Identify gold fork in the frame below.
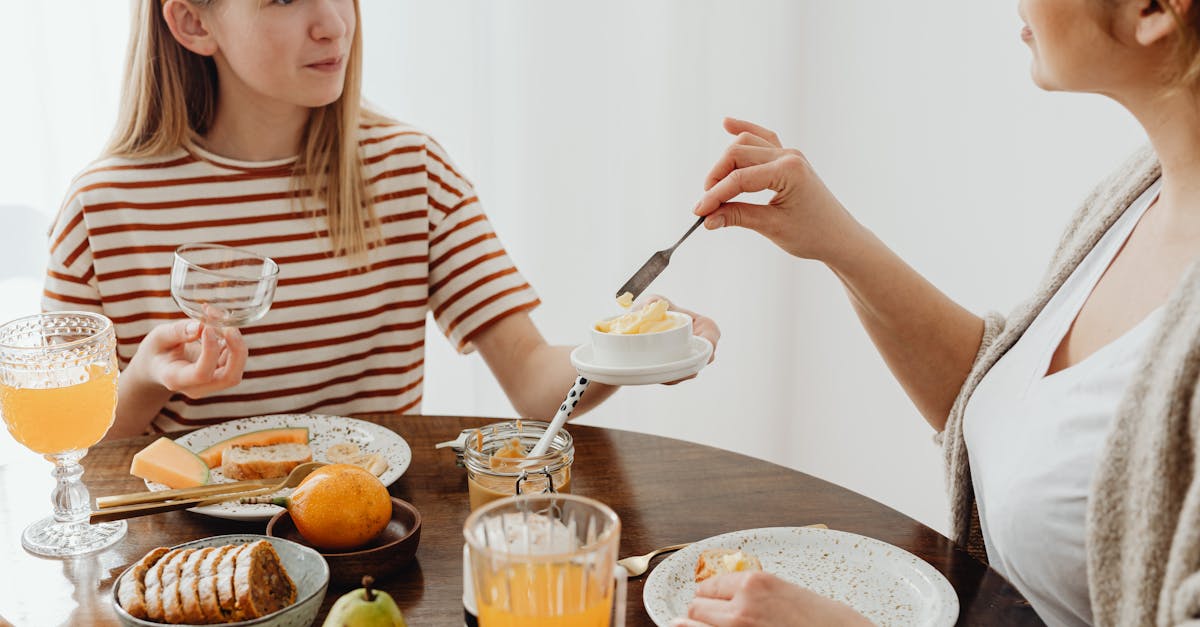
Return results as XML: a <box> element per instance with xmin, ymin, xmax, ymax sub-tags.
<box><xmin>618</xmin><ymin>523</ymin><xmax>829</xmax><ymax>578</ymax></box>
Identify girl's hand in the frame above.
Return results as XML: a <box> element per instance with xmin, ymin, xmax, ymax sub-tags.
<box><xmin>132</xmin><ymin>320</ymin><xmax>248</xmax><ymax>398</ymax></box>
<box><xmin>695</xmin><ymin>118</ymin><xmax>863</xmax><ymax>264</ymax></box>
<box><xmin>637</xmin><ymin>295</ymin><xmax>720</xmax><ymax>384</ymax></box>
<box><xmin>672</xmin><ymin>571</ymin><xmax>874</xmax><ymax>627</ymax></box>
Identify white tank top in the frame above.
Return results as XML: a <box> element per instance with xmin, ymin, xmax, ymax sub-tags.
<box><xmin>963</xmin><ymin>179</ymin><xmax>1163</xmax><ymax>627</ymax></box>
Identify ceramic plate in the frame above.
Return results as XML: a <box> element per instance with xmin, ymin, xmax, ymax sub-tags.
<box><xmin>643</xmin><ymin>527</ymin><xmax>958</xmax><ymax>627</ymax></box>
<box><xmin>112</xmin><ymin>534</ymin><xmax>329</xmax><ymax>627</ymax></box>
<box><xmin>570</xmin><ymin>336</ymin><xmax>712</xmax><ymax>385</ymax></box>
<box><xmin>146</xmin><ymin>414</ymin><xmax>411</xmax><ymax>521</ymax></box>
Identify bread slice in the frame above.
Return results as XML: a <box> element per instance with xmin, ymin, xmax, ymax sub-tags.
<box><xmin>221</xmin><ymin>443</ymin><xmax>313</xmax><ymax>481</ymax></box>
<box><xmin>325</xmin><ymin>442</ymin><xmax>388</xmax><ymax>476</ymax></box>
<box><xmin>178</xmin><ymin>547</ymin><xmax>211</xmax><ymax>624</ymax></box>
<box><xmin>144</xmin><ymin>547</ymin><xmax>187</xmax><ymax>622</ymax></box>
<box><xmin>117</xmin><ymin>547</ymin><xmax>170</xmax><ymax>619</ymax></box>
<box><xmin>694</xmin><ymin>548</ymin><xmax>763</xmax><ymax>583</ymax></box>
<box><xmin>159</xmin><ymin>547</ymin><xmax>196</xmax><ymax>624</ymax></box>
<box><xmin>198</xmin><ymin>545</ymin><xmax>234</xmax><ymax>624</ymax></box>
<box><xmin>232</xmin><ymin>540</ymin><xmax>297</xmax><ymax>621</ymax></box>
<box><xmin>216</xmin><ymin>544</ymin><xmax>248</xmax><ymax>621</ymax></box>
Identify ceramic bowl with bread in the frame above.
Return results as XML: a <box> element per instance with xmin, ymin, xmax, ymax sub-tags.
<box><xmin>112</xmin><ymin>534</ymin><xmax>328</xmax><ymax>627</ymax></box>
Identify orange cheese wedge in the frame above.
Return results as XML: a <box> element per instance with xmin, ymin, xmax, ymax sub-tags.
<box><xmin>131</xmin><ymin>437</ymin><xmax>211</xmax><ymax>488</ymax></box>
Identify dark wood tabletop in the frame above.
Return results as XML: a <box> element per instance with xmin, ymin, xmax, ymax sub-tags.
<box><xmin>0</xmin><ymin>414</ymin><xmax>1041</xmax><ymax>626</ymax></box>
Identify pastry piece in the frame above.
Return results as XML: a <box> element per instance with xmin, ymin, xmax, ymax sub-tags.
<box><xmin>197</xmin><ymin>545</ymin><xmax>234</xmax><ymax>624</ymax></box>
<box><xmin>325</xmin><ymin>441</ymin><xmax>389</xmax><ymax>476</ymax></box>
<box><xmin>144</xmin><ymin>547</ymin><xmax>187</xmax><ymax>622</ymax></box>
<box><xmin>216</xmin><ymin>544</ymin><xmax>249</xmax><ymax>621</ymax></box>
<box><xmin>117</xmin><ymin>547</ymin><xmax>170</xmax><ymax>620</ymax></box>
<box><xmin>694</xmin><ymin>548</ymin><xmax>763</xmax><ymax>583</ymax></box>
<box><xmin>232</xmin><ymin>540</ymin><xmax>297</xmax><ymax>621</ymax></box>
<box><xmin>221</xmin><ymin>443</ymin><xmax>313</xmax><ymax>480</ymax></box>
<box><xmin>159</xmin><ymin>548</ymin><xmax>196</xmax><ymax>624</ymax></box>
<box><xmin>178</xmin><ymin>547</ymin><xmax>212</xmax><ymax>624</ymax></box>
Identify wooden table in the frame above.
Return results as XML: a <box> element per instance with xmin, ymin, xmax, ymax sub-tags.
<box><xmin>0</xmin><ymin>415</ymin><xmax>1041</xmax><ymax>626</ymax></box>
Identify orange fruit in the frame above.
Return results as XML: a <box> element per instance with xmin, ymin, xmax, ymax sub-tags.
<box><xmin>287</xmin><ymin>464</ymin><xmax>392</xmax><ymax>551</ymax></box>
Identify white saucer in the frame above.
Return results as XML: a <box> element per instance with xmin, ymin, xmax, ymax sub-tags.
<box><xmin>570</xmin><ymin>336</ymin><xmax>713</xmax><ymax>385</ymax></box>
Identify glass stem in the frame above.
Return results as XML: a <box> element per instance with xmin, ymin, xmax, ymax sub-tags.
<box><xmin>46</xmin><ymin>450</ymin><xmax>91</xmax><ymax>525</ymax></box>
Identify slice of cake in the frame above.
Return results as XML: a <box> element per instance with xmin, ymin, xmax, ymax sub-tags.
<box><xmin>221</xmin><ymin>443</ymin><xmax>313</xmax><ymax>480</ymax></box>
<box><xmin>694</xmin><ymin>548</ymin><xmax>763</xmax><ymax>583</ymax></box>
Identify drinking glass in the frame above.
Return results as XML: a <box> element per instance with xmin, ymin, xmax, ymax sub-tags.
<box><xmin>170</xmin><ymin>243</ymin><xmax>279</xmax><ymax>328</ymax></box>
<box><xmin>465</xmin><ymin>493</ymin><xmax>626</xmax><ymax>627</ymax></box>
<box><xmin>0</xmin><ymin>311</ymin><xmax>126</xmax><ymax>557</ymax></box>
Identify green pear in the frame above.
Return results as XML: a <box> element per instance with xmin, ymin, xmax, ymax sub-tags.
<box><xmin>322</xmin><ymin>576</ymin><xmax>407</xmax><ymax>627</ymax></box>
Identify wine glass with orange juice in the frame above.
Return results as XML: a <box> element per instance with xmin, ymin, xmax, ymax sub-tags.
<box><xmin>0</xmin><ymin>311</ymin><xmax>126</xmax><ymax>557</ymax></box>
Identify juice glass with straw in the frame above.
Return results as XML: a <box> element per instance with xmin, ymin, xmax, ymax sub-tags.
<box><xmin>0</xmin><ymin>311</ymin><xmax>125</xmax><ymax>557</ymax></box>
<box><xmin>465</xmin><ymin>493</ymin><xmax>626</xmax><ymax>627</ymax></box>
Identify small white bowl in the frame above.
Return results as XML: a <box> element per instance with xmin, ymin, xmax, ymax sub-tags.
<box><xmin>590</xmin><ymin>311</ymin><xmax>692</xmax><ymax>367</ymax></box>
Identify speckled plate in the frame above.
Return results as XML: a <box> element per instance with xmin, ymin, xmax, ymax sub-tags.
<box><xmin>643</xmin><ymin>527</ymin><xmax>958</xmax><ymax>627</ymax></box>
<box><xmin>145</xmin><ymin>414</ymin><xmax>411</xmax><ymax>521</ymax></box>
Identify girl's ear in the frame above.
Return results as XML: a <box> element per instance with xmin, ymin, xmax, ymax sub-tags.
<box><xmin>1134</xmin><ymin>0</ymin><xmax>1193</xmax><ymax>47</ymax></box>
<box><xmin>162</xmin><ymin>0</ymin><xmax>218</xmax><ymax>57</ymax></box>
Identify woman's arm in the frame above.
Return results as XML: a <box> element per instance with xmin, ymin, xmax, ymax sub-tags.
<box><xmin>473</xmin><ymin>308</ymin><xmax>720</xmax><ymax>420</ymax></box>
<box><xmin>695</xmin><ymin>118</ymin><xmax>982</xmax><ymax>430</ymax></box>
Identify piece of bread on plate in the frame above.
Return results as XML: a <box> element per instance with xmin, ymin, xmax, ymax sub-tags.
<box><xmin>694</xmin><ymin>548</ymin><xmax>763</xmax><ymax>583</ymax></box>
<box><xmin>221</xmin><ymin>443</ymin><xmax>313</xmax><ymax>480</ymax></box>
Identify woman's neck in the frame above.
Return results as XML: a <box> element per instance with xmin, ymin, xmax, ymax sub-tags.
<box><xmin>201</xmin><ymin>82</ymin><xmax>310</xmax><ymax>162</ymax></box>
<box><xmin>1124</xmin><ymin>88</ymin><xmax>1200</xmax><ymax>215</ymax></box>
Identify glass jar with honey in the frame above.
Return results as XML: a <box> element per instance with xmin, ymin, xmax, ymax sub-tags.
<box><xmin>463</xmin><ymin>420</ymin><xmax>574</xmax><ymax>511</ymax></box>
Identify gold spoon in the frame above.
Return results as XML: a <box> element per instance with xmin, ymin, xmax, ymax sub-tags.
<box><xmin>618</xmin><ymin>523</ymin><xmax>829</xmax><ymax>578</ymax></box>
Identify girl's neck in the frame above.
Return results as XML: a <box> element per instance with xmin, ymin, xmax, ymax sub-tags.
<box><xmin>201</xmin><ymin>82</ymin><xmax>310</xmax><ymax>163</ymax></box>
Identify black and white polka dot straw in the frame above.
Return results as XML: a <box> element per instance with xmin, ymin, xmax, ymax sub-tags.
<box><xmin>529</xmin><ymin>375</ymin><xmax>590</xmax><ymax>457</ymax></box>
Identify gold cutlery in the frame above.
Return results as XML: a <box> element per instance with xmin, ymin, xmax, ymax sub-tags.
<box><xmin>89</xmin><ymin>462</ymin><xmax>324</xmax><ymax>523</ymax></box>
<box><xmin>618</xmin><ymin>523</ymin><xmax>829</xmax><ymax>578</ymax></box>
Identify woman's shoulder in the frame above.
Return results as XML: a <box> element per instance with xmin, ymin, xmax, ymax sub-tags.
<box><xmin>357</xmin><ymin>116</ymin><xmax>460</xmax><ymax>167</ymax></box>
<box><xmin>64</xmin><ymin>150</ymin><xmax>195</xmax><ymax>205</ymax></box>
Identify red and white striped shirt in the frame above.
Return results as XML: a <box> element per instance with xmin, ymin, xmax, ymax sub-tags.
<box><xmin>43</xmin><ymin>123</ymin><xmax>540</xmax><ymax>432</ymax></box>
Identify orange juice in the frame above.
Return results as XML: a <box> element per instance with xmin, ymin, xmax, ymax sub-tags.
<box><xmin>477</xmin><ymin>562</ymin><xmax>613</xmax><ymax>627</ymax></box>
<box><xmin>0</xmin><ymin>364</ymin><xmax>117</xmax><ymax>454</ymax></box>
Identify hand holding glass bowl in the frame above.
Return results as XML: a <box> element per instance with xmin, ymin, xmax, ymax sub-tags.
<box><xmin>170</xmin><ymin>243</ymin><xmax>280</xmax><ymax>330</ymax></box>
<box><xmin>0</xmin><ymin>311</ymin><xmax>126</xmax><ymax>557</ymax></box>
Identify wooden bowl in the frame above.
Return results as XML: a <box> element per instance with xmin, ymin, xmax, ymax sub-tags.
<box><xmin>266</xmin><ymin>497</ymin><xmax>421</xmax><ymax>589</ymax></box>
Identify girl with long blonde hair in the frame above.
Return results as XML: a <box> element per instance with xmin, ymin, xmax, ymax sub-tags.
<box><xmin>46</xmin><ymin>0</ymin><xmax>719</xmax><ymax>436</ymax></box>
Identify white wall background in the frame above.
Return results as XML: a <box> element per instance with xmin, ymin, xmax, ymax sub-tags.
<box><xmin>0</xmin><ymin>0</ymin><xmax>1147</xmax><ymax>535</ymax></box>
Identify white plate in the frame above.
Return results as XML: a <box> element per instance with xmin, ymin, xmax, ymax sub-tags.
<box><xmin>643</xmin><ymin>527</ymin><xmax>959</xmax><ymax>627</ymax></box>
<box><xmin>146</xmin><ymin>414</ymin><xmax>412</xmax><ymax>522</ymax></box>
<box><xmin>570</xmin><ymin>336</ymin><xmax>712</xmax><ymax>385</ymax></box>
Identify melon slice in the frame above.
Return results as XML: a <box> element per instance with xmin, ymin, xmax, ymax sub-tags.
<box><xmin>197</xmin><ymin>427</ymin><xmax>309</xmax><ymax>468</ymax></box>
<box><xmin>131</xmin><ymin>437</ymin><xmax>210</xmax><ymax>488</ymax></box>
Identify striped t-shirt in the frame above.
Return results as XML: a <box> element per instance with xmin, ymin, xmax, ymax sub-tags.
<box><xmin>43</xmin><ymin>122</ymin><xmax>540</xmax><ymax>432</ymax></box>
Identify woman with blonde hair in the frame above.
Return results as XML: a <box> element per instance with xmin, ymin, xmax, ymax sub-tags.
<box><xmin>45</xmin><ymin>0</ymin><xmax>718</xmax><ymax>437</ymax></box>
<box><xmin>679</xmin><ymin>0</ymin><xmax>1200</xmax><ymax>625</ymax></box>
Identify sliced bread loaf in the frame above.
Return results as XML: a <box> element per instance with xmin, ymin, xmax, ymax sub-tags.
<box><xmin>221</xmin><ymin>443</ymin><xmax>312</xmax><ymax>481</ymax></box>
<box><xmin>117</xmin><ymin>547</ymin><xmax>170</xmax><ymax>620</ymax></box>
<box><xmin>232</xmin><ymin>540</ymin><xmax>296</xmax><ymax>621</ymax></box>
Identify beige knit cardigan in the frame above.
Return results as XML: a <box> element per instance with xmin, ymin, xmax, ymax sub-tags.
<box><xmin>941</xmin><ymin>146</ymin><xmax>1200</xmax><ymax>626</ymax></box>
